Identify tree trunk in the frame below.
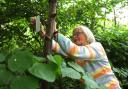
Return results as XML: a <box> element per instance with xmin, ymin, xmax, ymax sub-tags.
<box><xmin>41</xmin><ymin>0</ymin><xmax>57</xmax><ymax>89</ymax></box>
<box><xmin>103</xmin><ymin>2</ymin><xmax>107</xmax><ymax>28</ymax></box>
<box><xmin>43</xmin><ymin>0</ymin><xmax>57</xmax><ymax>56</ymax></box>
<box><xmin>113</xmin><ymin>8</ymin><xmax>117</xmax><ymax>27</ymax></box>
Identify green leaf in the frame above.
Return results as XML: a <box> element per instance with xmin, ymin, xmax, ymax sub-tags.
<box><xmin>0</xmin><ymin>86</ymin><xmax>9</xmax><ymax>89</ymax></box>
<box><xmin>0</xmin><ymin>53</ymin><xmax>6</xmax><ymax>62</ymax></box>
<box><xmin>0</xmin><ymin>67</ymin><xmax>14</xmax><ymax>85</ymax></box>
<box><xmin>0</xmin><ymin>64</ymin><xmax>6</xmax><ymax>69</ymax></box>
<box><xmin>8</xmin><ymin>50</ymin><xmax>33</xmax><ymax>73</ymax></box>
<box><xmin>61</xmin><ymin>60</ymin><xmax>67</xmax><ymax>68</ymax></box>
<box><xmin>53</xmin><ymin>55</ymin><xmax>63</xmax><ymax>67</ymax></box>
<box><xmin>61</xmin><ymin>67</ymin><xmax>81</xmax><ymax>79</ymax></box>
<box><xmin>47</xmin><ymin>54</ymin><xmax>63</xmax><ymax>67</ymax></box>
<box><xmin>68</xmin><ymin>62</ymin><xmax>85</xmax><ymax>74</ymax></box>
<box><xmin>33</xmin><ymin>55</ymin><xmax>46</xmax><ymax>63</ymax></box>
<box><xmin>29</xmin><ymin>63</ymin><xmax>56</xmax><ymax>82</ymax></box>
<box><xmin>82</xmin><ymin>73</ymin><xmax>99</xmax><ymax>89</ymax></box>
<box><xmin>47</xmin><ymin>55</ymin><xmax>56</xmax><ymax>64</ymax></box>
<box><xmin>48</xmin><ymin>55</ymin><xmax>64</xmax><ymax>77</ymax></box>
<box><xmin>10</xmin><ymin>76</ymin><xmax>39</xmax><ymax>89</ymax></box>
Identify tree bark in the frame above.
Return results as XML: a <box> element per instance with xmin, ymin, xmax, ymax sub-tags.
<box><xmin>103</xmin><ymin>2</ymin><xmax>107</xmax><ymax>28</ymax></box>
<box><xmin>43</xmin><ymin>0</ymin><xmax>57</xmax><ymax>56</ymax></box>
<box><xmin>41</xmin><ymin>0</ymin><xmax>57</xmax><ymax>89</ymax></box>
<box><xmin>113</xmin><ymin>7</ymin><xmax>117</xmax><ymax>27</ymax></box>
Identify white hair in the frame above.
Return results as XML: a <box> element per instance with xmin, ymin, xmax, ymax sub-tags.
<box><xmin>74</xmin><ymin>25</ymin><xmax>95</xmax><ymax>43</ymax></box>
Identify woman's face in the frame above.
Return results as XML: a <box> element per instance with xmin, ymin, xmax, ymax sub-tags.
<box><xmin>72</xmin><ymin>28</ymin><xmax>88</xmax><ymax>46</ymax></box>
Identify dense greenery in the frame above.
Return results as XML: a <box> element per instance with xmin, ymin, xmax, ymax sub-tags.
<box><xmin>0</xmin><ymin>49</ymin><xmax>106</xmax><ymax>89</ymax></box>
<box><xmin>0</xmin><ymin>0</ymin><xmax>128</xmax><ymax>89</ymax></box>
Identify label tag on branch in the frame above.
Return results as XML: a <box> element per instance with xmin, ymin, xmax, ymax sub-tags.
<box><xmin>36</xmin><ymin>15</ymin><xmax>40</xmax><ymax>32</ymax></box>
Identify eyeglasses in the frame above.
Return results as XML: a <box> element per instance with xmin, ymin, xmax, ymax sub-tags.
<box><xmin>73</xmin><ymin>32</ymin><xmax>84</xmax><ymax>36</ymax></box>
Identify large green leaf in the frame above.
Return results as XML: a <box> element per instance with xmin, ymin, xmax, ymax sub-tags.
<box><xmin>47</xmin><ymin>55</ymin><xmax>63</xmax><ymax>77</ymax></box>
<box><xmin>0</xmin><ymin>67</ymin><xmax>14</xmax><ymax>85</ymax></box>
<box><xmin>0</xmin><ymin>53</ymin><xmax>6</xmax><ymax>62</ymax></box>
<box><xmin>61</xmin><ymin>60</ymin><xmax>67</xmax><ymax>68</ymax></box>
<box><xmin>68</xmin><ymin>62</ymin><xmax>85</xmax><ymax>74</ymax></box>
<box><xmin>0</xmin><ymin>64</ymin><xmax>6</xmax><ymax>69</ymax></box>
<box><xmin>53</xmin><ymin>55</ymin><xmax>63</xmax><ymax>67</ymax></box>
<box><xmin>53</xmin><ymin>55</ymin><xmax>63</xmax><ymax>76</ymax></box>
<box><xmin>61</xmin><ymin>67</ymin><xmax>81</xmax><ymax>79</ymax></box>
<box><xmin>47</xmin><ymin>55</ymin><xmax>56</xmax><ymax>64</ymax></box>
<box><xmin>33</xmin><ymin>55</ymin><xmax>46</xmax><ymax>63</ymax></box>
<box><xmin>29</xmin><ymin>62</ymin><xmax>56</xmax><ymax>82</ymax></box>
<box><xmin>8</xmin><ymin>50</ymin><xmax>33</xmax><ymax>73</ymax></box>
<box><xmin>0</xmin><ymin>86</ymin><xmax>9</xmax><ymax>89</ymax></box>
<box><xmin>47</xmin><ymin>55</ymin><xmax>63</xmax><ymax>66</ymax></box>
<box><xmin>10</xmin><ymin>76</ymin><xmax>39</xmax><ymax>89</ymax></box>
<box><xmin>82</xmin><ymin>73</ymin><xmax>99</xmax><ymax>89</ymax></box>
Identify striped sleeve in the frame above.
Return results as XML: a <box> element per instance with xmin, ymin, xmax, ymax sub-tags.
<box><xmin>105</xmin><ymin>79</ymin><xmax>121</xmax><ymax>89</ymax></box>
<box><xmin>52</xmin><ymin>40</ymin><xmax>67</xmax><ymax>56</ymax></box>
<box><xmin>55</xmin><ymin>33</ymin><xmax>106</xmax><ymax>60</ymax></box>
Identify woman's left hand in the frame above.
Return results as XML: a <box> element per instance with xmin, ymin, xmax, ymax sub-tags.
<box><xmin>39</xmin><ymin>25</ymin><xmax>46</xmax><ymax>38</ymax></box>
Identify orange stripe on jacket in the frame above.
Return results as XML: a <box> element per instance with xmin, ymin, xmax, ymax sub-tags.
<box><xmin>53</xmin><ymin>43</ymin><xmax>60</xmax><ymax>52</ymax></box>
<box><xmin>69</xmin><ymin>45</ymin><xmax>78</xmax><ymax>56</ymax></box>
<box><xmin>106</xmin><ymin>79</ymin><xmax>119</xmax><ymax>89</ymax></box>
<box><xmin>92</xmin><ymin>67</ymin><xmax>112</xmax><ymax>79</ymax></box>
<box><xmin>86</xmin><ymin>45</ymin><xmax>95</xmax><ymax>59</ymax></box>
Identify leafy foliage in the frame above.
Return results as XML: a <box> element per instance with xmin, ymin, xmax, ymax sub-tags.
<box><xmin>10</xmin><ymin>76</ymin><xmax>39</xmax><ymax>89</ymax></box>
<box><xmin>8</xmin><ymin>49</ymin><xmax>33</xmax><ymax>73</ymax></box>
<box><xmin>29</xmin><ymin>63</ymin><xmax>56</xmax><ymax>82</ymax></box>
<box><xmin>0</xmin><ymin>53</ymin><xmax>6</xmax><ymax>62</ymax></box>
<box><xmin>82</xmin><ymin>74</ymin><xmax>99</xmax><ymax>89</ymax></box>
<box><xmin>0</xmin><ymin>50</ymin><xmax>40</xmax><ymax>89</ymax></box>
<box><xmin>61</xmin><ymin>67</ymin><xmax>81</xmax><ymax>79</ymax></box>
<box><xmin>68</xmin><ymin>62</ymin><xmax>85</xmax><ymax>74</ymax></box>
<box><xmin>0</xmin><ymin>49</ymin><xmax>101</xmax><ymax>89</ymax></box>
<box><xmin>0</xmin><ymin>66</ymin><xmax>14</xmax><ymax>86</ymax></box>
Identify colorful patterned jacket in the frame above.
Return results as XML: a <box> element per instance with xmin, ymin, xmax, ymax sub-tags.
<box><xmin>52</xmin><ymin>33</ymin><xmax>121</xmax><ymax>89</ymax></box>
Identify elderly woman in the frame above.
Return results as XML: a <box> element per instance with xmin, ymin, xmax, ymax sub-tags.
<box><xmin>51</xmin><ymin>25</ymin><xmax>121</xmax><ymax>89</ymax></box>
